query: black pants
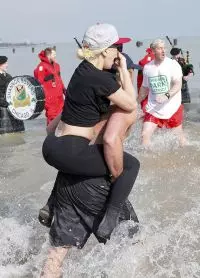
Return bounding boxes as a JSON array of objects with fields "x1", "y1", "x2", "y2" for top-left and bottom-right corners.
[
  {"x1": 50, "y1": 172, "x2": 139, "y2": 248},
  {"x1": 43, "y1": 134, "x2": 140, "y2": 209}
]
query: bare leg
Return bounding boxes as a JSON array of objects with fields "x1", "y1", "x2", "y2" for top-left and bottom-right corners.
[
  {"x1": 172, "y1": 124, "x2": 187, "y2": 146},
  {"x1": 40, "y1": 247, "x2": 70, "y2": 278},
  {"x1": 103, "y1": 108, "x2": 136, "y2": 178},
  {"x1": 142, "y1": 121, "x2": 158, "y2": 146}
]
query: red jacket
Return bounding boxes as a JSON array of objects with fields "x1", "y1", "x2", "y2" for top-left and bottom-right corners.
[
  {"x1": 34, "y1": 50, "x2": 65, "y2": 104},
  {"x1": 137, "y1": 48, "x2": 155, "y2": 91},
  {"x1": 34, "y1": 50, "x2": 65, "y2": 124}
]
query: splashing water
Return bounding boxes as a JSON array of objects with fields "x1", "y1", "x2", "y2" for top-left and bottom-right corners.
[{"x1": 0, "y1": 106, "x2": 200, "y2": 277}]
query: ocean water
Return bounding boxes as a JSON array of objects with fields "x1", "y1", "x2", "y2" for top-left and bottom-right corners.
[{"x1": 0, "y1": 37, "x2": 200, "y2": 278}]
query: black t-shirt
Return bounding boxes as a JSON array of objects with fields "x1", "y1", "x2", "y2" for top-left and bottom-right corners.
[{"x1": 61, "y1": 60, "x2": 120, "y2": 127}]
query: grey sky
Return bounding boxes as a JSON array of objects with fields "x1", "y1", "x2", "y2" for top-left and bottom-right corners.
[{"x1": 1, "y1": 0, "x2": 199, "y2": 43}]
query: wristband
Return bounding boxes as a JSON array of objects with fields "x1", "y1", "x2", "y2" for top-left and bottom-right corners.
[{"x1": 165, "y1": 92, "x2": 170, "y2": 99}]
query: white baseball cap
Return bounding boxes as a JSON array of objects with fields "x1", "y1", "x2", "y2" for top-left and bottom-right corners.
[{"x1": 82, "y1": 23, "x2": 131, "y2": 50}]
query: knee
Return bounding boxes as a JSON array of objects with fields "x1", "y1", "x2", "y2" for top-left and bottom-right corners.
[
  {"x1": 131, "y1": 157, "x2": 140, "y2": 173},
  {"x1": 103, "y1": 132, "x2": 119, "y2": 147},
  {"x1": 103, "y1": 132, "x2": 117, "y2": 145}
]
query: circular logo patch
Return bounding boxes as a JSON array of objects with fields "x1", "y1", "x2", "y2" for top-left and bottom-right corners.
[{"x1": 6, "y1": 76, "x2": 37, "y2": 120}]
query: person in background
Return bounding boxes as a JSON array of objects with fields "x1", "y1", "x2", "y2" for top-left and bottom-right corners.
[
  {"x1": 108, "y1": 43, "x2": 142, "y2": 83},
  {"x1": 170, "y1": 47, "x2": 194, "y2": 104},
  {"x1": 137, "y1": 46, "x2": 155, "y2": 113},
  {"x1": 138, "y1": 39, "x2": 186, "y2": 146},
  {"x1": 0, "y1": 56, "x2": 25, "y2": 132},
  {"x1": 34, "y1": 48, "x2": 65, "y2": 125},
  {"x1": 0, "y1": 56, "x2": 12, "y2": 107}
]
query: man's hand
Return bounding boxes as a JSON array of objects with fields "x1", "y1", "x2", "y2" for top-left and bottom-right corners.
[
  {"x1": 155, "y1": 94, "x2": 169, "y2": 104},
  {"x1": 114, "y1": 52, "x2": 127, "y2": 71}
]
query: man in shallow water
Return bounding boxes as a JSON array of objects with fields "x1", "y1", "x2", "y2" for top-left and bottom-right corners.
[{"x1": 138, "y1": 39, "x2": 186, "y2": 146}]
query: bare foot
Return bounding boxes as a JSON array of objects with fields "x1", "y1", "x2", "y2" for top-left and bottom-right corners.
[{"x1": 40, "y1": 247, "x2": 69, "y2": 278}]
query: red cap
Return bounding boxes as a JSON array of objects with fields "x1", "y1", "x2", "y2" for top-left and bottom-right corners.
[{"x1": 114, "y1": 37, "x2": 131, "y2": 45}]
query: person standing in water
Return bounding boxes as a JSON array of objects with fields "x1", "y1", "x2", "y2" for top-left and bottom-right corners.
[
  {"x1": 108, "y1": 43, "x2": 142, "y2": 83},
  {"x1": 0, "y1": 56, "x2": 12, "y2": 107},
  {"x1": 41, "y1": 23, "x2": 139, "y2": 239},
  {"x1": 0, "y1": 56, "x2": 25, "y2": 133},
  {"x1": 34, "y1": 48, "x2": 66, "y2": 125},
  {"x1": 138, "y1": 39, "x2": 186, "y2": 146},
  {"x1": 40, "y1": 23, "x2": 140, "y2": 277},
  {"x1": 170, "y1": 47, "x2": 194, "y2": 104}
]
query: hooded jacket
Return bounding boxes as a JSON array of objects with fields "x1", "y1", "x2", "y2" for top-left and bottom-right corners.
[
  {"x1": 34, "y1": 50, "x2": 65, "y2": 103},
  {"x1": 34, "y1": 50, "x2": 65, "y2": 124}
]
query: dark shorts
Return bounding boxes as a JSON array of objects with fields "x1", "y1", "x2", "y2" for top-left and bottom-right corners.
[{"x1": 49, "y1": 172, "x2": 139, "y2": 248}]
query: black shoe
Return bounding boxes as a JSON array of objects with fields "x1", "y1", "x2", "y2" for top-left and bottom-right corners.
[
  {"x1": 96, "y1": 205, "x2": 121, "y2": 240},
  {"x1": 38, "y1": 204, "x2": 53, "y2": 228}
]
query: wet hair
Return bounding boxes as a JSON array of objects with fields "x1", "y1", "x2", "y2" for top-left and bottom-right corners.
[{"x1": 151, "y1": 39, "x2": 165, "y2": 50}]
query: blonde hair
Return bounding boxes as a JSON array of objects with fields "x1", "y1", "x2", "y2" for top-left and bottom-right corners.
[{"x1": 77, "y1": 47, "x2": 107, "y2": 61}]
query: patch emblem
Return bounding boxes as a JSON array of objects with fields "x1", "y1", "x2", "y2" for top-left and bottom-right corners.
[{"x1": 6, "y1": 76, "x2": 45, "y2": 120}]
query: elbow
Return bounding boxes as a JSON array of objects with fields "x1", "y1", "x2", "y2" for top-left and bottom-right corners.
[{"x1": 126, "y1": 101, "x2": 138, "y2": 112}]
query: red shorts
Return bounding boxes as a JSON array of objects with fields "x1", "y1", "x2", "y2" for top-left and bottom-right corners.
[{"x1": 144, "y1": 105, "x2": 183, "y2": 128}]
